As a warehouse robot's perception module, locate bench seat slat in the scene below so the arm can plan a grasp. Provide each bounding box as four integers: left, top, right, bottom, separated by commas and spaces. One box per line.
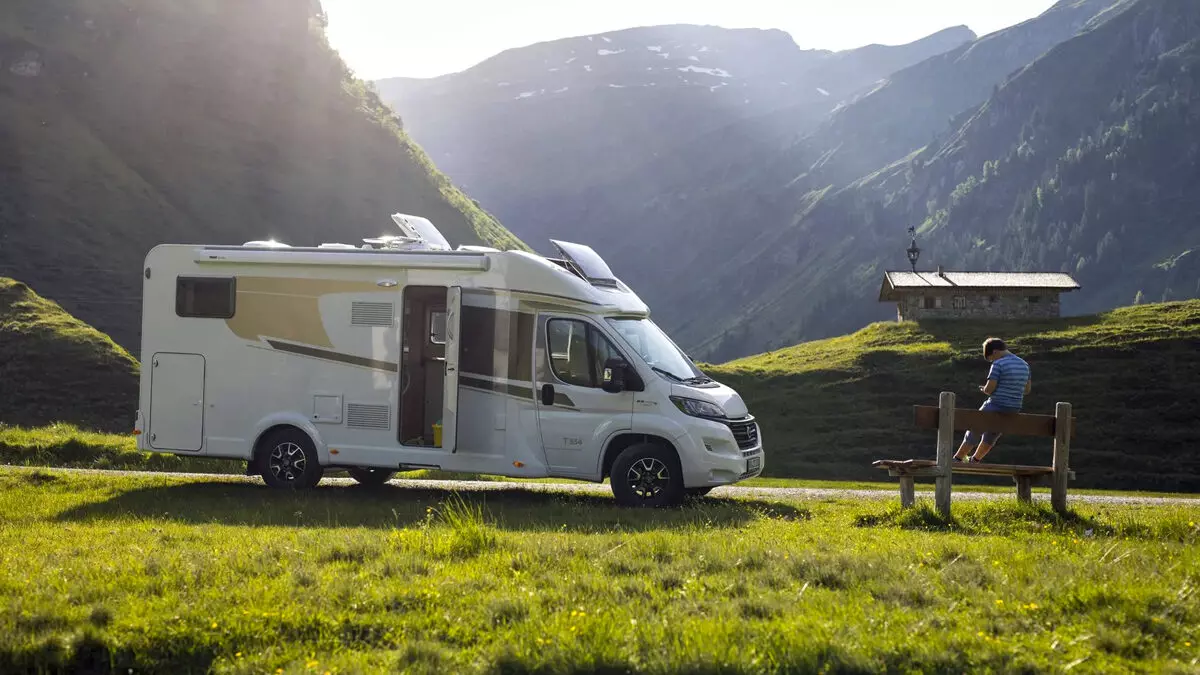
878, 463, 1075, 479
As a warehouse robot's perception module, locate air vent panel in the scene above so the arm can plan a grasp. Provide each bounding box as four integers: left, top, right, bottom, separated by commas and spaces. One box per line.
346, 403, 391, 430
351, 302, 395, 327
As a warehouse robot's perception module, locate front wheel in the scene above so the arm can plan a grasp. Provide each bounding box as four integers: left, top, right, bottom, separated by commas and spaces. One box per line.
610, 443, 684, 508
259, 428, 324, 489
348, 467, 395, 487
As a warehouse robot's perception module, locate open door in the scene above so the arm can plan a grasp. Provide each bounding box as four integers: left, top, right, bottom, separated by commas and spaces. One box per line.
441, 286, 462, 452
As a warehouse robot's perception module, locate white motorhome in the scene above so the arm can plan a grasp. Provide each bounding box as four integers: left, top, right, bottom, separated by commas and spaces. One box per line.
135, 215, 763, 506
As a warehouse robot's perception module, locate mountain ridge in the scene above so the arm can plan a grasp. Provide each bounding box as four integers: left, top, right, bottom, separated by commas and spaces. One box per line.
686, 0, 1200, 360
378, 22, 975, 250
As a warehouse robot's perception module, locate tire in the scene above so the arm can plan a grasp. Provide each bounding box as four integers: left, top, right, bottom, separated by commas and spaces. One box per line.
610, 443, 685, 508
685, 487, 713, 499
348, 467, 395, 487
258, 428, 324, 489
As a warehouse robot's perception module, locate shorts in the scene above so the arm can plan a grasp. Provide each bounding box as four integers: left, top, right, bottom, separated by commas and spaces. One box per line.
963, 400, 1021, 446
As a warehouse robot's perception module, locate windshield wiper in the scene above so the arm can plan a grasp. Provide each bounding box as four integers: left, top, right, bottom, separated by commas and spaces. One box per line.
650, 366, 685, 382
684, 375, 714, 385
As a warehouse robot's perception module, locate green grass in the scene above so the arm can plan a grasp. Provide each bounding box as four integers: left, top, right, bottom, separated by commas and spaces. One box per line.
0, 468, 1197, 673
0, 279, 139, 433
710, 300, 1200, 492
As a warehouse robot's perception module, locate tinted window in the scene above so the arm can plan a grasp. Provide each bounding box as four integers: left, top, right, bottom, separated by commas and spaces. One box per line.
176, 277, 235, 318
547, 319, 621, 388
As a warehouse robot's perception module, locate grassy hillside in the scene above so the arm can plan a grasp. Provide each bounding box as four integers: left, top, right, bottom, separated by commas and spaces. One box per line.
711, 300, 1200, 491
0, 0, 524, 349
0, 278, 138, 432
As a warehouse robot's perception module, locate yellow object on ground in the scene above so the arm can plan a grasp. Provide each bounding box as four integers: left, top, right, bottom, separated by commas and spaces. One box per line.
433, 423, 442, 448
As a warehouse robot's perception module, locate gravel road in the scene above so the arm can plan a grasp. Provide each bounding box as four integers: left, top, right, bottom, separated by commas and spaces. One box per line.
4, 465, 1196, 506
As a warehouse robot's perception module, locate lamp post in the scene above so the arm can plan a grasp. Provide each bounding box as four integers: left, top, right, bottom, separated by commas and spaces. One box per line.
906, 226, 921, 273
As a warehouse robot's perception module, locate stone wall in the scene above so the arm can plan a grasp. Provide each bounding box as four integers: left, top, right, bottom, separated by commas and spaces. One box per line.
895, 291, 1062, 321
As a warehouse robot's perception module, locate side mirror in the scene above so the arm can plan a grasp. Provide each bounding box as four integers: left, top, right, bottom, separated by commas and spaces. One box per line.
602, 357, 628, 393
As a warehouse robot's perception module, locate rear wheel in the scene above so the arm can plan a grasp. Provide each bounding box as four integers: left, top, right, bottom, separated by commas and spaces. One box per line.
610, 443, 684, 508
348, 467, 395, 487
259, 428, 324, 489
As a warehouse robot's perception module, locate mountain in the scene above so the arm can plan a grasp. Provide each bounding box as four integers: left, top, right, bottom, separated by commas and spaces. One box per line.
377, 24, 975, 242
684, 0, 1200, 360
481, 0, 1152, 362
709, 300, 1200, 491
0, 0, 524, 351
0, 277, 138, 432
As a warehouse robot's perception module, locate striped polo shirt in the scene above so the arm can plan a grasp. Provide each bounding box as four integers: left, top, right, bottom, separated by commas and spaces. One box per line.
986, 353, 1030, 409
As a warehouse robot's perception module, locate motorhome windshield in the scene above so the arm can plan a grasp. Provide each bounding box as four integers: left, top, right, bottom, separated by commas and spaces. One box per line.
606, 318, 705, 382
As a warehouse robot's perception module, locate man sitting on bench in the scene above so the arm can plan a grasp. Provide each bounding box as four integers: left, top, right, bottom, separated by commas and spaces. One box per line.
954, 337, 1032, 464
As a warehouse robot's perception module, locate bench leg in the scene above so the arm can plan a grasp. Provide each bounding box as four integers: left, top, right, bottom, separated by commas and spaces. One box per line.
899, 476, 915, 508
1015, 476, 1032, 503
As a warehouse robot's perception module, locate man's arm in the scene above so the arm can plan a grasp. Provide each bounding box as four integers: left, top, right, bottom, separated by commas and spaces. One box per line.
979, 362, 1000, 394
1024, 378, 1032, 394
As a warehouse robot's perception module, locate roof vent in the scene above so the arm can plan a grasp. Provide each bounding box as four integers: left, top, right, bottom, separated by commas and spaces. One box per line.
937, 265, 945, 277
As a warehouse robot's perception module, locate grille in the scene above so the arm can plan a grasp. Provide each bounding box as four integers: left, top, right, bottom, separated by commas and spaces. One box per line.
351, 302, 395, 327
727, 418, 759, 450
346, 403, 391, 430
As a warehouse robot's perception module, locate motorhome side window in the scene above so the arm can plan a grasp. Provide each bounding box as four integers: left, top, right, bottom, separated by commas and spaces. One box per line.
175, 277, 236, 319
547, 319, 621, 388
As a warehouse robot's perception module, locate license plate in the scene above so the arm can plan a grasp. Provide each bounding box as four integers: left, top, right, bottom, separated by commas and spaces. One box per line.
747, 456, 761, 472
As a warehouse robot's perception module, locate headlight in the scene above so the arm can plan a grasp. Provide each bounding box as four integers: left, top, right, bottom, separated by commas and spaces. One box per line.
670, 396, 727, 419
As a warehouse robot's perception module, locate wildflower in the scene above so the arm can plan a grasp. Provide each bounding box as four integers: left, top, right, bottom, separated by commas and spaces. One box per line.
1186, 641, 1192, 647
235, 652, 242, 658
630, 619, 638, 626
977, 631, 985, 637
995, 599, 1004, 605
211, 622, 218, 629
1189, 521, 1195, 528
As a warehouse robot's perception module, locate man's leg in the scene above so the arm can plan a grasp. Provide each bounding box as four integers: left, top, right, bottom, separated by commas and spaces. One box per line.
955, 429, 979, 461
971, 433, 1001, 461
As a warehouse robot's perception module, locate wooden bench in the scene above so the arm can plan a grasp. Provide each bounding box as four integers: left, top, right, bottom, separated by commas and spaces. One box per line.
872, 392, 1076, 515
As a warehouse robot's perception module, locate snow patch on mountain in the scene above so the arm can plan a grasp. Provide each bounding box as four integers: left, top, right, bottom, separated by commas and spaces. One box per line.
677, 65, 731, 78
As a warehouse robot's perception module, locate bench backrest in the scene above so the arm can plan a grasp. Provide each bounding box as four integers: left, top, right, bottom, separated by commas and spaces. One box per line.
914, 406, 1076, 439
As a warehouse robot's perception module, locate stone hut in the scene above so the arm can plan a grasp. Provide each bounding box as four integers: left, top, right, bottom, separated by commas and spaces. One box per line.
878, 268, 1081, 321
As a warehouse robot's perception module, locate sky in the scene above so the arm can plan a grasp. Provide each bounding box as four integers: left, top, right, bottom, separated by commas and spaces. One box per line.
321, 0, 1060, 80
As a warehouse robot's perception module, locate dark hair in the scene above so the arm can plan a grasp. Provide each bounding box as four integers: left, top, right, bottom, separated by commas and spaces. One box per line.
983, 338, 1007, 357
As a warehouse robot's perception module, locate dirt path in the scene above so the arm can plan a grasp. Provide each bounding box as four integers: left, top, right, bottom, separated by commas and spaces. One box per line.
4, 465, 1196, 506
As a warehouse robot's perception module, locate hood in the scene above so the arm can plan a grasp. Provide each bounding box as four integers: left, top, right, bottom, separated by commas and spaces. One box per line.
671, 382, 749, 419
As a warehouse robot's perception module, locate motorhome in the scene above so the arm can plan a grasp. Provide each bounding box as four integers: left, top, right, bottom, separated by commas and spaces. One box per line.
135, 214, 763, 506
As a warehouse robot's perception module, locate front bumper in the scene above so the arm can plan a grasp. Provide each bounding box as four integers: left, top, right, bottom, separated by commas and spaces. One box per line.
676, 416, 764, 488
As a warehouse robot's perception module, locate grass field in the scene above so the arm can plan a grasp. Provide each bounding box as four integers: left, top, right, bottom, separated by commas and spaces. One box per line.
710, 300, 1200, 492
1, 468, 1197, 673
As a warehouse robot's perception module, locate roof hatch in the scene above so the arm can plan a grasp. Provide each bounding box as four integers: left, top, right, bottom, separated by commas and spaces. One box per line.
388, 213, 452, 251
550, 240, 619, 288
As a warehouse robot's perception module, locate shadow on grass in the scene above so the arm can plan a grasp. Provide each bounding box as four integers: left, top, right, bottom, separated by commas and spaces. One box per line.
0, 631, 218, 675
854, 500, 1107, 536
54, 481, 810, 533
